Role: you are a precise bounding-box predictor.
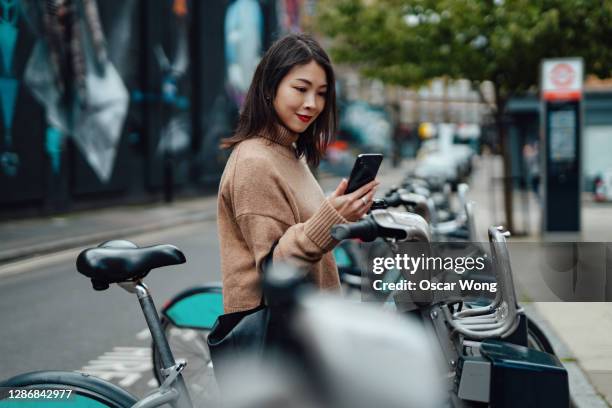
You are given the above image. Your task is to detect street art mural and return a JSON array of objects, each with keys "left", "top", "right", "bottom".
[
  {"left": 154, "top": 0, "right": 191, "bottom": 158},
  {"left": 0, "top": 0, "right": 20, "bottom": 177},
  {"left": 104, "top": 0, "right": 138, "bottom": 81},
  {"left": 0, "top": 0, "right": 288, "bottom": 212},
  {"left": 197, "top": 0, "right": 305, "bottom": 185},
  {"left": 194, "top": 0, "right": 265, "bottom": 184},
  {"left": 45, "top": 126, "right": 62, "bottom": 174},
  {"left": 276, "top": 0, "right": 301, "bottom": 34},
  {"left": 224, "top": 0, "right": 263, "bottom": 108},
  {"left": 21, "top": 0, "right": 128, "bottom": 182}
]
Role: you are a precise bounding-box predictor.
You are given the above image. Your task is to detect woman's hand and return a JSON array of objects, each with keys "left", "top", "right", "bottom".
[{"left": 328, "top": 178, "right": 379, "bottom": 222}]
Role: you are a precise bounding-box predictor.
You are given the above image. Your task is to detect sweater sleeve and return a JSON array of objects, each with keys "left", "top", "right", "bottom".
[{"left": 232, "top": 155, "right": 346, "bottom": 271}]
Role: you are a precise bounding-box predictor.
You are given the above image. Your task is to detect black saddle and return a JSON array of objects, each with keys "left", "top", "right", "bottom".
[{"left": 76, "top": 240, "right": 186, "bottom": 290}]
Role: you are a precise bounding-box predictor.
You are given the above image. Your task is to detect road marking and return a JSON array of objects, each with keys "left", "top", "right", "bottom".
[
  {"left": 136, "top": 328, "right": 151, "bottom": 340},
  {"left": 0, "top": 247, "right": 84, "bottom": 278},
  {"left": 80, "top": 346, "right": 152, "bottom": 387},
  {"left": 141, "top": 326, "right": 207, "bottom": 345},
  {"left": 168, "top": 327, "right": 201, "bottom": 342},
  {"left": 0, "top": 220, "right": 213, "bottom": 279},
  {"left": 82, "top": 325, "right": 210, "bottom": 391}
]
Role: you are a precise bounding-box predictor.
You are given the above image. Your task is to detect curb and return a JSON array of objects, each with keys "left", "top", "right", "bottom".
[
  {"left": 0, "top": 210, "right": 217, "bottom": 266},
  {"left": 523, "top": 304, "right": 610, "bottom": 408}
]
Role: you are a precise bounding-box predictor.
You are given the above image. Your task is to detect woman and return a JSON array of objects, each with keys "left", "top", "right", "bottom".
[{"left": 217, "top": 33, "right": 378, "bottom": 313}]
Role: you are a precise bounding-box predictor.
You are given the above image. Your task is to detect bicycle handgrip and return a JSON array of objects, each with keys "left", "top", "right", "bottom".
[
  {"left": 383, "top": 192, "right": 403, "bottom": 208},
  {"left": 331, "top": 218, "right": 378, "bottom": 242}
]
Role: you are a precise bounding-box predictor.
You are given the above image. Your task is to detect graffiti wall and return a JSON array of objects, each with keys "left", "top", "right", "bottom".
[
  {"left": 0, "top": 0, "right": 299, "bottom": 217},
  {"left": 192, "top": 0, "right": 281, "bottom": 185},
  {"left": 0, "top": 0, "right": 45, "bottom": 204}
]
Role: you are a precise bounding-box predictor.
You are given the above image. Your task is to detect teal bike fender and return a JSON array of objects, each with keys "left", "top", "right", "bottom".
[{"left": 162, "top": 285, "right": 223, "bottom": 330}]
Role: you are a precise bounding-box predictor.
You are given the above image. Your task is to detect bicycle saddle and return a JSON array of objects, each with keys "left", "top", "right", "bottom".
[{"left": 76, "top": 240, "right": 186, "bottom": 290}]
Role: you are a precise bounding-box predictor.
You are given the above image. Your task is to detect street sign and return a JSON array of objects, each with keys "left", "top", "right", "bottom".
[{"left": 541, "top": 58, "right": 584, "bottom": 101}]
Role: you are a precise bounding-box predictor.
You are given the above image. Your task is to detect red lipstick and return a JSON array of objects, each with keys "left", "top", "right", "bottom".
[{"left": 296, "top": 114, "right": 312, "bottom": 123}]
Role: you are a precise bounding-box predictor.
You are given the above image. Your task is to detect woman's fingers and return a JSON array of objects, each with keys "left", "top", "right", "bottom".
[
  {"left": 359, "top": 184, "right": 377, "bottom": 202},
  {"left": 353, "top": 195, "right": 368, "bottom": 210},
  {"left": 348, "top": 179, "right": 379, "bottom": 200},
  {"left": 331, "top": 179, "right": 379, "bottom": 221},
  {"left": 366, "top": 187, "right": 377, "bottom": 202},
  {"left": 360, "top": 188, "right": 377, "bottom": 214},
  {"left": 346, "top": 186, "right": 377, "bottom": 220}
]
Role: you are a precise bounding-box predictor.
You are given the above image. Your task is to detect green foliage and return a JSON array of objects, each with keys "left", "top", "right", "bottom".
[{"left": 316, "top": 0, "right": 612, "bottom": 105}]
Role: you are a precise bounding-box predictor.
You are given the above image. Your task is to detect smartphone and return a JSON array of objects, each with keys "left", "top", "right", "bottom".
[{"left": 345, "top": 153, "right": 383, "bottom": 194}]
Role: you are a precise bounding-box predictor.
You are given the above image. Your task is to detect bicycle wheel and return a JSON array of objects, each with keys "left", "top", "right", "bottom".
[
  {"left": 526, "top": 317, "right": 556, "bottom": 355},
  {"left": 0, "top": 371, "right": 137, "bottom": 408}
]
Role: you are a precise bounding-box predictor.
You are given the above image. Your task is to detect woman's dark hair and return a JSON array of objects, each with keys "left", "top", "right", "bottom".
[{"left": 220, "top": 33, "right": 337, "bottom": 167}]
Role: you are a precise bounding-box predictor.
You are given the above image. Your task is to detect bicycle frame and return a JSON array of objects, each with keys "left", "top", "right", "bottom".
[
  {"left": 118, "top": 281, "right": 193, "bottom": 408},
  {"left": 0, "top": 280, "right": 196, "bottom": 408}
]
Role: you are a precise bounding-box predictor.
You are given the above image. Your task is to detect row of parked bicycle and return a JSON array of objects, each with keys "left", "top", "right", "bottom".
[{"left": 0, "top": 172, "right": 570, "bottom": 407}]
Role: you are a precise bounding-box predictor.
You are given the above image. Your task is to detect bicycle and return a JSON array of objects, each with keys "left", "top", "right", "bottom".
[{"left": 0, "top": 240, "right": 196, "bottom": 408}]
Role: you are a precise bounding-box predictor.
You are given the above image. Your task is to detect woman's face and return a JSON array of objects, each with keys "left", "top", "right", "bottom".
[{"left": 273, "top": 60, "right": 328, "bottom": 134}]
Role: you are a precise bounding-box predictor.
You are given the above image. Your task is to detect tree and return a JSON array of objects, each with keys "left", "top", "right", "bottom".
[{"left": 316, "top": 0, "right": 612, "bottom": 232}]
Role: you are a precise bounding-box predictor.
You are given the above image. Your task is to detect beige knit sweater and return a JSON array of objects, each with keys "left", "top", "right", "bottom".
[{"left": 217, "top": 129, "right": 346, "bottom": 313}]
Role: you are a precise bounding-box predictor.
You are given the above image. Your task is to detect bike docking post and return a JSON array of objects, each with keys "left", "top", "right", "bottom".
[{"left": 441, "top": 227, "right": 521, "bottom": 340}]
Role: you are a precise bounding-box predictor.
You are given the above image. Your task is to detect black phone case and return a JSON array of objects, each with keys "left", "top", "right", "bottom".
[{"left": 346, "top": 155, "right": 383, "bottom": 194}]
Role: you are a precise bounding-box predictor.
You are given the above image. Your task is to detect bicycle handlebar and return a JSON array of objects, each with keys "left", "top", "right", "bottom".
[
  {"left": 331, "top": 210, "right": 431, "bottom": 243},
  {"left": 383, "top": 192, "right": 403, "bottom": 208},
  {"left": 331, "top": 217, "right": 379, "bottom": 242}
]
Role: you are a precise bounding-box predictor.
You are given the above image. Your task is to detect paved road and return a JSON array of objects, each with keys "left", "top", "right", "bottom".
[{"left": 0, "top": 221, "right": 221, "bottom": 398}]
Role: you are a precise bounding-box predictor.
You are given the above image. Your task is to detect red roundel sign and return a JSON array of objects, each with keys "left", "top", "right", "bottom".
[
  {"left": 541, "top": 59, "right": 583, "bottom": 101},
  {"left": 550, "top": 63, "right": 576, "bottom": 88}
]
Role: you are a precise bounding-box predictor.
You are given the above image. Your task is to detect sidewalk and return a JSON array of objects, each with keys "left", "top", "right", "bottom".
[{"left": 0, "top": 197, "right": 218, "bottom": 265}]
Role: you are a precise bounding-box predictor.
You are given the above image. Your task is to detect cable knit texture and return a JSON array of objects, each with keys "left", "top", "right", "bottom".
[{"left": 217, "top": 128, "right": 346, "bottom": 313}]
